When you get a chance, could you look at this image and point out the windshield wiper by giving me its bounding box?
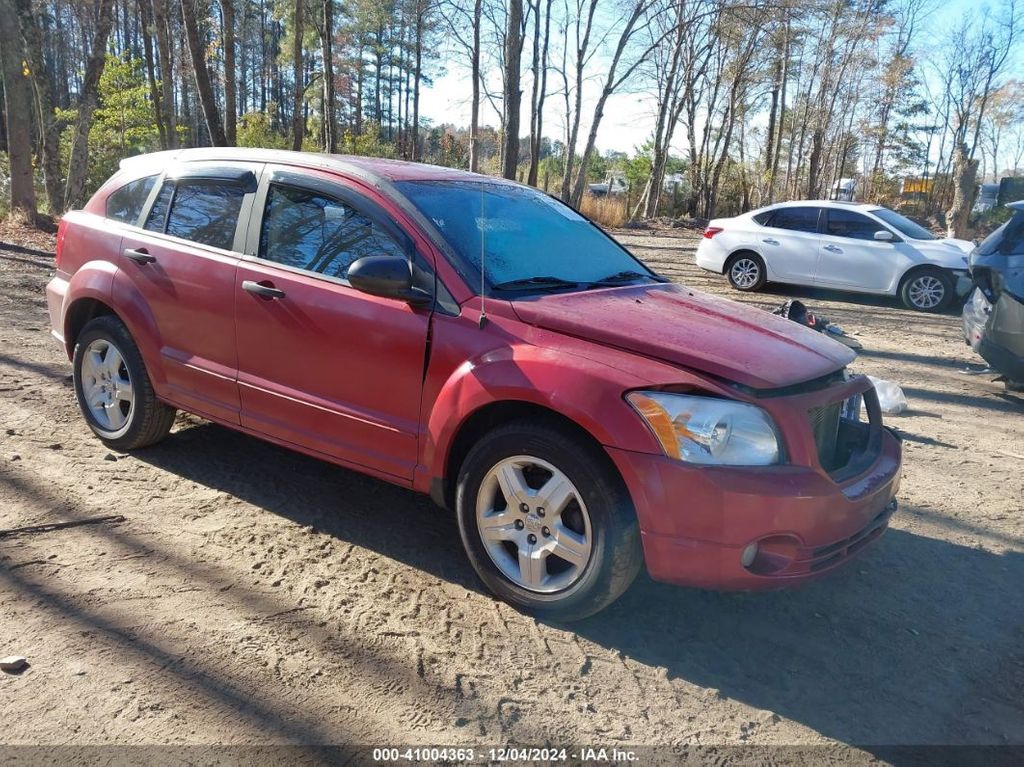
[491,276,581,292]
[586,270,664,287]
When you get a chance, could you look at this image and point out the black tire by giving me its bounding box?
[72,315,176,451]
[725,251,767,291]
[899,268,953,312]
[455,420,642,621]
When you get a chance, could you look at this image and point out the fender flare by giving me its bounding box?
[420,344,662,488]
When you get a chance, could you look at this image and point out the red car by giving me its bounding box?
[47,149,901,620]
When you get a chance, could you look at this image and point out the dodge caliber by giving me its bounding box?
[47,149,902,619]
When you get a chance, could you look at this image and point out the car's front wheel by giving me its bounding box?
[900,268,953,312]
[455,421,642,621]
[726,252,767,291]
[73,315,176,450]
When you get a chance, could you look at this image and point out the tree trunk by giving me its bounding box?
[321,0,337,153]
[411,3,422,161]
[137,0,167,148]
[153,0,177,147]
[13,0,63,213]
[0,0,36,218]
[290,0,304,150]
[947,143,979,239]
[65,0,117,210]
[468,0,481,172]
[181,0,228,146]
[221,0,237,144]
[501,0,524,179]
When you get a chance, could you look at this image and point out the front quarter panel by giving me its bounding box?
[417,305,681,493]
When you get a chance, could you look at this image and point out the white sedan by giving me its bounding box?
[695,200,974,311]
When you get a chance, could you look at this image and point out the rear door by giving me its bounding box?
[816,208,898,292]
[116,163,261,423]
[758,206,823,284]
[233,167,434,481]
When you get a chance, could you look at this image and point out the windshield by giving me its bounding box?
[870,207,938,241]
[395,180,656,294]
[976,210,1024,256]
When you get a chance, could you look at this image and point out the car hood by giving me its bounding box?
[511,283,856,389]
[911,237,974,266]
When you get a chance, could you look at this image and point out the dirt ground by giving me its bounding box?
[1,221,1022,756]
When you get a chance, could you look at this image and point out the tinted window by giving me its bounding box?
[826,209,882,240]
[977,210,1024,256]
[259,184,406,279]
[769,207,821,233]
[871,207,937,240]
[752,211,774,225]
[395,180,655,292]
[106,175,157,224]
[163,181,246,250]
[144,182,173,232]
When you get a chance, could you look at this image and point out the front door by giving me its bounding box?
[815,208,898,292]
[234,169,431,481]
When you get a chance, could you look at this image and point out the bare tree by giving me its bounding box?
[181,0,228,146]
[65,0,117,210]
[0,0,36,217]
[291,0,305,150]
[222,0,238,144]
[501,0,525,178]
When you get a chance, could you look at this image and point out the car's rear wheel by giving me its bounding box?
[455,421,642,621]
[900,268,953,312]
[726,252,766,291]
[73,316,176,450]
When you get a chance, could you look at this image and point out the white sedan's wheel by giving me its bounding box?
[726,253,766,291]
[900,269,953,312]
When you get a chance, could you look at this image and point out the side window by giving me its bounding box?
[259,184,406,280]
[106,175,157,224]
[770,207,821,233]
[164,181,247,250]
[144,182,173,232]
[826,209,884,241]
[752,211,774,226]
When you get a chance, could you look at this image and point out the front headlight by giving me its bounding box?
[626,391,781,466]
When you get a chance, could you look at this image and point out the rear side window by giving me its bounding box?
[825,209,881,240]
[106,175,157,224]
[259,184,406,280]
[769,207,821,233]
[143,180,246,251]
[752,211,774,226]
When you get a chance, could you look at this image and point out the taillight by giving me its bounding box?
[55,218,67,270]
[703,227,723,239]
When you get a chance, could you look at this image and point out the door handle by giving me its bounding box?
[242,280,285,299]
[762,238,779,245]
[123,247,156,264]
[824,245,842,253]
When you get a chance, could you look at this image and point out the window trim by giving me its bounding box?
[244,168,458,314]
[764,206,823,235]
[105,174,160,228]
[823,208,901,243]
[137,163,262,254]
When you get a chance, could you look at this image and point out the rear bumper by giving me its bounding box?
[695,241,727,273]
[46,274,70,352]
[607,427,902,590]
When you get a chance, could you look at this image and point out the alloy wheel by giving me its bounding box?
[730,258,761,289]
[475,455,593,593]
[80,338,135,433]
[908,275,945,309]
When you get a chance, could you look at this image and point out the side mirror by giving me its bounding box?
[874,230,895,242]
[348,255,432,306]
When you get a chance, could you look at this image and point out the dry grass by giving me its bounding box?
[580,194,628,228]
